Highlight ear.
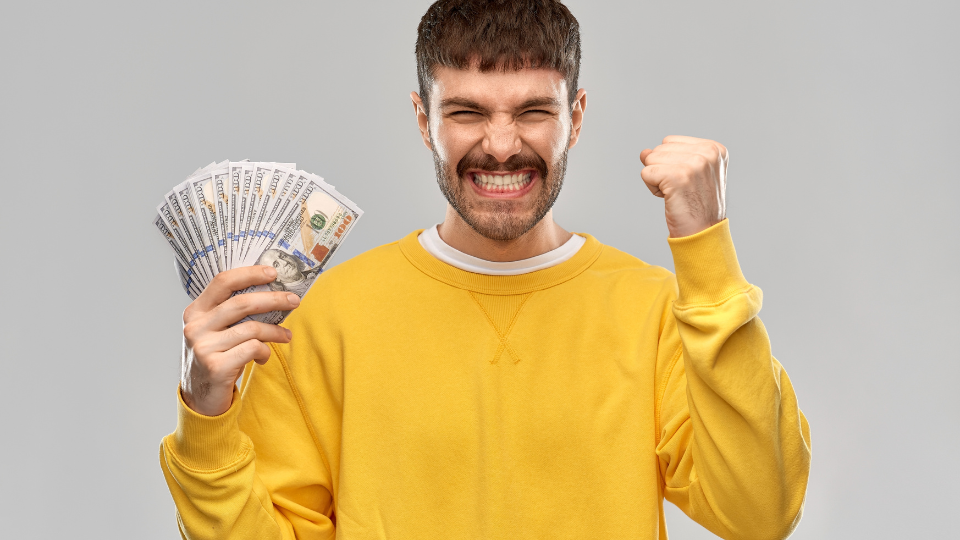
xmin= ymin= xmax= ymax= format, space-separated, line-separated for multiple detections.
xmin=410 ymin=91 xmax=432 ymax=151
xmin=568 ymin=88 xmax=587 ymax=150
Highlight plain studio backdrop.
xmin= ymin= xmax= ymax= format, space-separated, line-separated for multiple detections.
xmin=1 ymin=1 xmax=956 ymax=538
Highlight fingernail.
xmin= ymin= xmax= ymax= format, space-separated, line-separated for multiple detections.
xmin=264 ymin=266 xmax=277 ymax=278
xmin=285 ymin=329 xmax=293 ymax=340
xmin=287 ymin=293 xmax=300 ymax=306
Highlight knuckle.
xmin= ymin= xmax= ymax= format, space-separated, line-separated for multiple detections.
xmin=233 ymin=294 xmax=254 ymax=312
xmin=703 ymin=145 xmax=719 ymax=162
xmin=182 ymin=304 xmax=197 ymax=324
xmin=183 ymin=321 xmax=202 ymax=342
xmin=229 ymin=322 xmax=251 ymax=340
xmin=232 ymin=341 xmax=255 ymax=364
xmin=242 ymin=339 xmax=269 ymax=360
xmin=193 ymin=339 xmax=215 ymax=359
xmin=215 ymin=270 xmax=228 ymax=281
xmin=205 ymin=357 xmax=230 ymax=380
xmin=210 ymin=272 xmax=227 ymax=289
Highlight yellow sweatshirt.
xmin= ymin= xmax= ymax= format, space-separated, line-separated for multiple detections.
xmin=160 ymin=220 xmax=811 ymax=540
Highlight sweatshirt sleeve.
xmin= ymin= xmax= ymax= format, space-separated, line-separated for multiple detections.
xmin=655 ymin=219 xmax=812 ymax=540
xmin=159 ymin=347 xmax=336 ymax=539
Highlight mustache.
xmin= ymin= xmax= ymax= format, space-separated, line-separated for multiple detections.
xmin=456 ymin=151 xmax=548 ymax=179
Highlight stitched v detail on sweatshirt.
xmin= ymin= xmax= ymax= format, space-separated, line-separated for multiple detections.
xmin=468 ymin=291 xmax=533 ymax=364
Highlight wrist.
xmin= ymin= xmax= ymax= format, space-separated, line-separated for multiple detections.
xmin=180 ymin=381 xmax=234 ymax=417
xmin=667 ymin=217 xmax=723 ymax=239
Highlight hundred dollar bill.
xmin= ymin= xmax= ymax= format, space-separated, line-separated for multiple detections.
xmin=241 ymin=164 xmax=286 ymax=265
xmin=238 ymin=177 xmax=363 ymax=324
xmin=240 ymin=163 xmax=270 ymax=265
xmin=173 ymin=187 xmax=217 ymax=282
xmin=175 ymin=262 xmax=199 ymax=299
xmin=234 ymin=165 xmax=253 ymax=266
xmin=181 ymin=158 xmax=228 ymax=272
xmin=174 ymin=259 xmax=199 ymax=300
xmin=175 ymin=181 xmax=221 ymax=277
xmin=234 ymin=162 xmax=297 ymax=268
xmin=156 ymin=160 xmax=361 ymax=309
xmin=211 ymin=167 xmax=233 ymax=271
xmin=243 ymin=167 xmax=299 ymax=266
xmin=187 ymin=170 xmax=228 ymax=275
xmin=248 ymin=169 xmax=313 ymax=266
xmin=153 ymin=213 xmax=202 ymax=297
xmin=227 ymin=161 xmax=244 ymax=268
xmin=159 ymin=197 xmax=213 ymax=286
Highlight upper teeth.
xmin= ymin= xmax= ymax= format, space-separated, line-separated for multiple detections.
xmin=473 ymin=173 xmax=532 ymax=191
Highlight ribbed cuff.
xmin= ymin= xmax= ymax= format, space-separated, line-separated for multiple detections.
xmin=170 ymin=385 xmax=244 ymax=470
xmin=667 ymin=219 xmax=750 ymax=306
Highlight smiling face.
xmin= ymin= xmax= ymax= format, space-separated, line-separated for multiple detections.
xmin=415 ymin=65 xmax=586 ymax=241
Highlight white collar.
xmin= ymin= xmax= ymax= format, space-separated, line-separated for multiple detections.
xmin=417 ymin=224 xmax=585 ymax=276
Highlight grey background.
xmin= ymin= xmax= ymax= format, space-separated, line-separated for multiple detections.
xmin=1 ymin=0 xmax=956 ymax=538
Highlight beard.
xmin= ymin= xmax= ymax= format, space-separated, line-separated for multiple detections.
xmin=431 ymin=141 xmax=568 ymax=242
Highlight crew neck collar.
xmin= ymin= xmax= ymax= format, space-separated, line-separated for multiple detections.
xmin=399 ymin=229 xmax=604 ymax=295
xmin=418 ymin=224 xmax=586 ymax=276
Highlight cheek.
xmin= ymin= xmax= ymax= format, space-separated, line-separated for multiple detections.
xmin=433 ymin=120 xmax=482 ymax=165
xmin=524 ymin=122 xmax=569 ymax=162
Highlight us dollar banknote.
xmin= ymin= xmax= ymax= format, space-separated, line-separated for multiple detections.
xmin=153 ymin=160 xmax=363 ymax=324
xmin=237 ymin=177 xmax=362 ymax=324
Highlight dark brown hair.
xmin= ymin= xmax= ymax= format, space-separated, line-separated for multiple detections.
xmin=415 ymin=0 xmax=581 ymax=114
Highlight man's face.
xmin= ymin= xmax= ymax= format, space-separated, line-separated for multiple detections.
xmin=416 ymin=65 xmax=585 ymax=241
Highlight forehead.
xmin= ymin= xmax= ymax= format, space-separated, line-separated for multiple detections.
xmin=430 ymin=65 xmax=568 ymax=109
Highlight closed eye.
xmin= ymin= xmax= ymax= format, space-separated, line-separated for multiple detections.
xmin=522 ymin=109 xmax=555 ymax=117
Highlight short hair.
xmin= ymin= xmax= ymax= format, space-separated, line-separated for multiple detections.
xmin=415 ymin=0 xmax=582 ymax=115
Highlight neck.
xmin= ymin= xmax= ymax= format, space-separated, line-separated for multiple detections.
xmin=437 ymin=205 xmax=572 ymax=262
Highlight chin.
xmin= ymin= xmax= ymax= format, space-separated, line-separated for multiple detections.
xmin=460 ymin=205 xmax=542 ymax=242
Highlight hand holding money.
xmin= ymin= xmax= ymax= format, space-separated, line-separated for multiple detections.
xmin=180 ymin=266 xmax=301 ymax=415
xmin=154 ymin=160 xmax=364 ymax=415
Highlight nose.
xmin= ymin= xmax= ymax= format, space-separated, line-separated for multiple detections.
xmin=481 ymin=117 xmax=522 ymax=164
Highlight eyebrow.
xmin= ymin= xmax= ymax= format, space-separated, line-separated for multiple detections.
xmin=439 ymin=96 xmax=562 ymax=114
xmin=517 ymin=97 xmax=562 ymax=110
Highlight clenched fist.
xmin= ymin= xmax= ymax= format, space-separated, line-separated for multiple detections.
xmin=639 ymin=135 xmax=728 ymax=238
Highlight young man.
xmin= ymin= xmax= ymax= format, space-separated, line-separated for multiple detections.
xmin=161 ymin=1 xmax=812 ymax=539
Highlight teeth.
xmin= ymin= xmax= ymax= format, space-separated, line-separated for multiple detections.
xmin=473 ymin=172 xmax=532 ymax=192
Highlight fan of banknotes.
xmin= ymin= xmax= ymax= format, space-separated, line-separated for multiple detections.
xmin=153 ymin=160 xmax=363 ymax=324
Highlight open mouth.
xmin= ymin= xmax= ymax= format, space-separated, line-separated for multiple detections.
xmin=470 ymin=171 xmax=535 ymax=194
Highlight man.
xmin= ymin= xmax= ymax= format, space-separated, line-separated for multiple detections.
xmin=160 ymin=1 xmax=812 ymax=539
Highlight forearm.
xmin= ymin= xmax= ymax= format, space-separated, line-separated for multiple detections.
xmin=659 ymin=221 xmax=812 ymax=540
